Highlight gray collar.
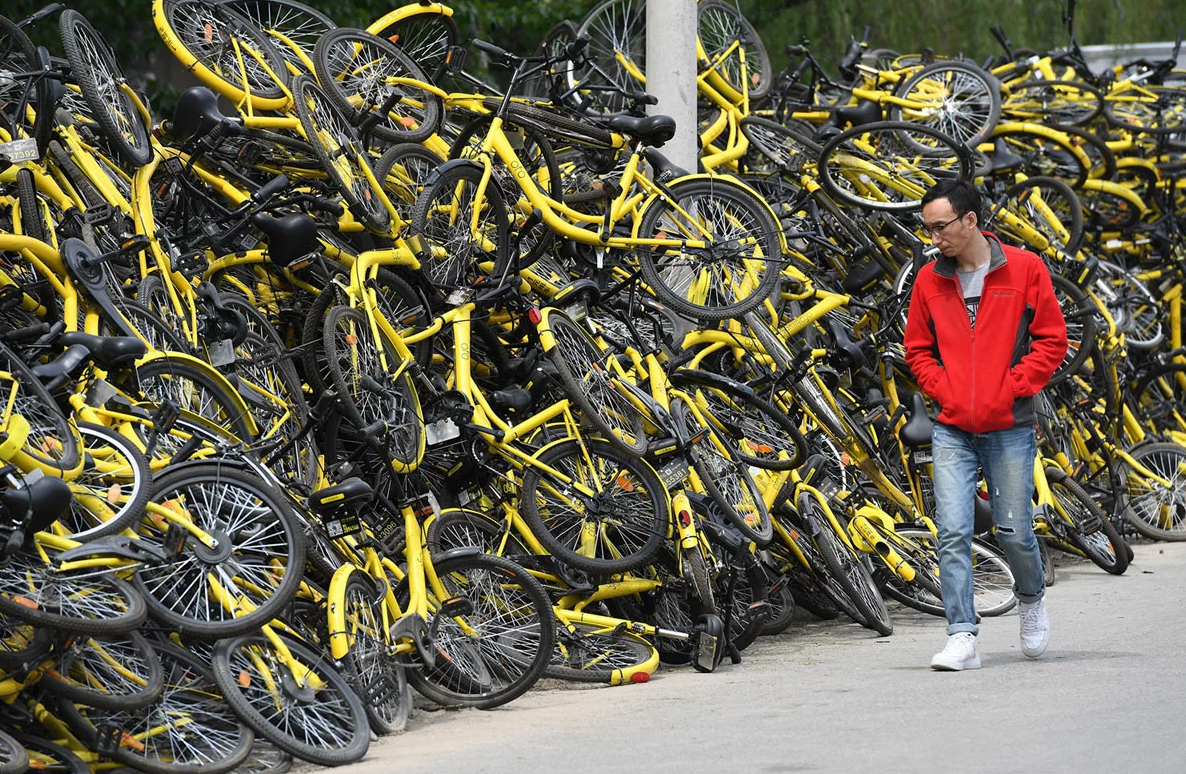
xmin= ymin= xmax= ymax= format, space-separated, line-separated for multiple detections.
xmin=933 ymin=232 xmax=1007 ymax=278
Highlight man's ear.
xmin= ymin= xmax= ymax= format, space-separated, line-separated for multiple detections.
xmin=967 ymin=211 xmax=979 ymax=229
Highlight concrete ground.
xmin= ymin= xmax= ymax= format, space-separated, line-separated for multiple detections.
xmin=326 ymin=542 xmax=1186 ymax=774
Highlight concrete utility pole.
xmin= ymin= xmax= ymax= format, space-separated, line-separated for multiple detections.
xmin=645 ymin=0 xmax=698 ymax=171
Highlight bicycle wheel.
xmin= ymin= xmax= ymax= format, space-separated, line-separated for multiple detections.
xmin=1093 ymin=260 xmax=1163 ymax=350
xmin=40 ymin=630 xmax=164 ymax=711
xmin=313 ymin=27 xmax=442 ymax=144
xmin=520 ymin=438 xmax=667 ymax=574
xmin=1046 ymin=466 xmax=1129 ymax=575
xmin=449 ymin=115 xmax=561 ymax=270
xmin=759 ymin=570 xmax=797 ymax=635
xmin=0 ymin=552 xmax=146 ymax=635
xmin=0 ymin=729 xmax=26 ymax=774
xmin=996 ymin=175 xmax=1084 ymax=256
xmin=739 ymin=115 xmax=822 ymax=172
xmin=399 ymin=552 xmax=555 ymax=709
xmin=544 ymin=309 xmax=647 ymax=457
xmin=0 ymin=14 xmax=41 ymax=141
xmin=223 ymin=0 xmax=335 ymax=76
xmin=59 ymin=421 xmax=153 ymax=541
xmin=321 ymin=304 xmax=424 ymax=471
xmin=373 ymin=141 xmax=443 ymax=224
xmin=425 ymin=506 xmax=533 ymax=560
xmin=1116 ymin=441 xmax=1186 ymax=541
xmin=60 ymin=10 xmax=152 ymax=168
xmin=801 ymin=491 xmax=893 ymax=636
xmin=1104 ymin=85 xmax=1186 ymax=135
xmin=547 ymin=622 xmax=657 ymax=683
xmin=338 ymin=572 xmax=411 ymax=736
xmin=696 ymin=0 xmax=772 ymax=100
xmin=1002 ymin=80 xmax=1105 ymax=126
xmin=212 ymin=632 xmax=368 ymax=766
xmin=889 ymin=60 xmax=1001 ymax=147
xmin=0 ymin=343 xmax=82 ymax=478
xmin=133 ymin=464 xmax=305 ymax=639
xmin=292 ymin=74 xmax=391 ymax=233
xmin=5 ymin=732 xmax=86 ymax=774
xmin=61 ymin=638 xmax=254 ymax=774
xmin=15 ymin=168 xmax=47 ymax=243
xmin=131 ymin=356 xmax=256 ymax=444
xmin=408 ymin=161 xmax=514 ymax=291
xmin=989 ymin=125 xmax=1090 ymax=188
xmin=818 ymin=121 xmax=973 ymax=213
xmin=1048 ymin=273 xmax=1097 ymax=386
xmin=671 ymin=371 xmax=808 ymax=470
xmin=637 ymin=178 xmax=782 ymax=321
xmin=892 ymin=526 xmax=1018 ymax=616
xmin=156 ymin=0 xmax=290 ymax=108
xmin=672 ymin=398 xmax=772 ymax=545
xmin=366 ymin=6 xmax=459 ymax=84
xmin=573 ymin=0 xmax=647 ymax=117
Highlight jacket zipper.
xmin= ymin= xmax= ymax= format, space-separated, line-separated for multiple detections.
xmin=953 ymin=258 xmax=1007 ymax=431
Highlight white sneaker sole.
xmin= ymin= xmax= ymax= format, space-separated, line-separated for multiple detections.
xmin=930 ymin=655 xmax=981 ymax=671
xmin=1021 ymin=638 xmax=1048 ymax=658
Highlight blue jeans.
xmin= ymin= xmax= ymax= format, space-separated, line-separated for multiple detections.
xmin=931 ymin=422 xmax=1045 ymax=635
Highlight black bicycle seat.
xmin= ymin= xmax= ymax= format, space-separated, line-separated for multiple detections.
xmin=308 ymin=477 xmax=373 ymax=513
xmin=171 ymin=86 xmax=232 ymax=144
xmin=251 ymin=212 xmax=320 ymax=268
xmin=60 ymin=331 xmax=146 ymax=368
xmin=30 ymin=344 xmax=91 ymax=382
xmin=900 ymin=392 xmax=934 ymax=449
xmin=607 ymin=114 xmax=677 ymax=147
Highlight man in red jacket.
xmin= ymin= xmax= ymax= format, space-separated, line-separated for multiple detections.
xmin=904 ymin=179 xmax=1068 ymax=671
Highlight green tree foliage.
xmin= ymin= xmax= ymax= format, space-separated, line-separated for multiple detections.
xmin=5 ymin=0 xmax=1186 ymax=111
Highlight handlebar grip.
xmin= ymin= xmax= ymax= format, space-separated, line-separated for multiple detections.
xmin=23 ymin=3 xmax=64 ymax=26
xmin=473 ymin=38 xmax=512 ymax=60
xmin=786 ymin=45 xmax=806 ymax=57
xmin=0 ymin=323 xmax=50 ymax=343
xmin=860 ymin=25 xmax=871 ymax=43
xmin=252 ymin=174 xmax=289 ymax=202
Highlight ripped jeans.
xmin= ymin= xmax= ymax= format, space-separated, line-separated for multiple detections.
xmin=931 ymin=422 xmax=1045 ymax=635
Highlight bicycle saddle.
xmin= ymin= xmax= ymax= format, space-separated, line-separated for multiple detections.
xmin=900 ymin=392 xmax=934 ymax=448
xmin=816 ymin=99 xmax=883 ymax=142
xmin=841 ymin=256 xmax=886 ymax=294
xmin=644 ymin=147 xmax=689 ymax=181
xmin=171 ymin=86 xmax=232 ymax=144
xmin=606 ymin=114 xmax=677 ymax=147
xmin=984 ymin=138 xmax=1026 ymax=175
xmin=308 ymin=477 xmax=373 ymax=513
xmin=1 ymin=473 xmax=73 ymax=540
xmin=30 ymin=344 xmax=91 ymax=383
xmin=828 ymin=318 xmax=867 ymax=370
xmin=60 ymin=331 xmax=146 ymax=369
xmin=251 ymin=212 xmax=320 ymax=268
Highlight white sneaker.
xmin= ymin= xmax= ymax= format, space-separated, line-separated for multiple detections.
xmin=930 ymin=632 xmax=981 ymax=671
xmin=1019 ymin=598 xmax=1049 ymax=658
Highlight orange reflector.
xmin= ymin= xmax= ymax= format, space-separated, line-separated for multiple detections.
xmin=388 ymin=34 xmax=401 ymax=43
xmin=790 ymin=529 xmax=800 ymax=540
xmin=840 ymin=452 xmax=851 ymax=466
xmin=744 ymin=440 xmax=774 ymax=454
xmin=13 ymin=596 xmax=38 ymax=610
xmin=345 ymin=334 xmax=358 ymax=345
xmin=238 ymin=670 xmax=251 ymax=687
xmin=121 ymin=733 xmax=146 ymax=752
xmin=399 ymin=116 xmax=417 ymax=128
xmin=204 ymin=23 xmax=214 ymax=44
xmin=631 ymin=671 xmax=650 ymax=683
xmin=107 ymin=483 xmax=122 ymax=504
xmin=616 ymin=475 xmax=636 ymax=492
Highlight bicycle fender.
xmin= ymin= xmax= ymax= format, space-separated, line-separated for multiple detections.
xmin=429 ymin=546 xmax=483 ymax=565
xmin=367 ymin=2 xmax=454 ymax=37
xmin=137 ymin=351 xmax=261 ymax=437
xmin=421 ymin=158 xmax=485 ymax=188
xmin=327 ymin=564 xmax=361 ymax=660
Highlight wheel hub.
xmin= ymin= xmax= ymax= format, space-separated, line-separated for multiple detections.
xmin=192 ymin=528 xmax=233 ymax=564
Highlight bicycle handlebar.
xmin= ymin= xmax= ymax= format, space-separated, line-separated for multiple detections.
xmin=19 ymin=3 xmax=64 ymax=28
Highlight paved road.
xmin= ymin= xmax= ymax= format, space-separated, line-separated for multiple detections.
xmin=333 ymin=542 xmax=1186 ymax=774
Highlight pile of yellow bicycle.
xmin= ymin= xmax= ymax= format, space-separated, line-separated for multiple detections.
xmin=1 ymin=0 xmax=1185 ymax=771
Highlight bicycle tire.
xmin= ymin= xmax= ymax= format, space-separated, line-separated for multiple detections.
xmin=223 ymin=0 xmax=335 ymax=76
xmin=14 ymin=168 xmax=47 ymax=243
xmin=544 ymin=309 xmax=648 ymax=457
xmin=0 ymin=14 xmax=42 ymax=143
xmin=637 ymin=177 xmax=782 ymax=322
xmin=696 ymin=0 xmax=772 ymax=101
xmin=573 ymin=0 xmax=648 ymax=118
xmin=818 ymin=121 xmax=973 ymax=213
xmin=759 ymin=571 xmax=797 ymax=635
xmin=133 ymin=464 xmax=306 ymax=639
xmin=1002 ymin=79 xmax=1104 ymax=126
xmin=1045 ymin=466 xmax=1129 ymax=575
xmin=672 ymin=397 xmax=773 ymax=546
xmin=60 ymin=638 xmax=255 ymax=774
xmin=156 ymin=0 xmax=291 ymax=108
xmin=373 ymin=141 xmax=444 ymax=223
xmin=131 ymin=356 xmax=256 ymax=444
xmin=0 ymin=343 xmax=83 ymax=478
xmin=398 ymin=552 xmax=555 ymax=709
xmin=60 ymin=10 xmax=152 ymax=168
xmin=425 ymin=507 xmax=533 ymax=560
xmin=802 ymin=491 xmax=893 ymax=636
xmin=891 ymin=526 xmax=1019 ymax=617
xmin=546 ymin=622 xmax=657 ymax=683
xmin=5 ymin=731 xmax=87 ymax=774
xmin=0 ymin=555 xmax=146 ymax=635
xmin=40 ymin=630 xmax=165 ymax=711
xmin=292 ymin=74 xmax=391 ymax=233
xmin=889 ymin=60 xmax=1002 ymax=147
xmin=996 ymin=174 xmax=1084 ymax=256
xmin=1047 ymin=272 xmax=1097 ymax=386
xmin=59 ymin=421 xmax=153 ymax=541
xmin=313 ymin=27 xmax=442 ymax=144
xmin=520 ymin=438 xmax=667 ymax=574
xmin=366 ymin=5 xmax=459 ymax=84
xmin=321 ymin=304 xmax=424 ymax=471
xmin=1093 ymin=260 xmax=1163 ymax=350
xmin=0 ymin=729 xmax=27 ymax=774
xmin=989 ymin=124 xmax=1090 ymax=188
xmin=1104 ymin=84 xmax=1186 ymax=135
xmin=408 ymin=161 xmax=514 ymax=291
xmin=448 ymin=114 xmax=561 ymax=270
xmin=338 ymin=572 xmax=412 ymax=736
xmin=1114 ymin=440 xmax=1186 ymax=541
xmin=739 ymin=115 xmax=822 ymax=172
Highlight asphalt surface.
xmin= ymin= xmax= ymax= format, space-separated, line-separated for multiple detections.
xmin=317 ymin=542 xmax=1186 ymax=774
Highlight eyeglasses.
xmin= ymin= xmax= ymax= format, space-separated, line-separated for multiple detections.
xmin=924 ymin=214 xmax=965 ymax=236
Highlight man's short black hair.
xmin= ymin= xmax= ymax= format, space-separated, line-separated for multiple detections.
xmin=921 ymin=179 xmax=982 ymax=226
